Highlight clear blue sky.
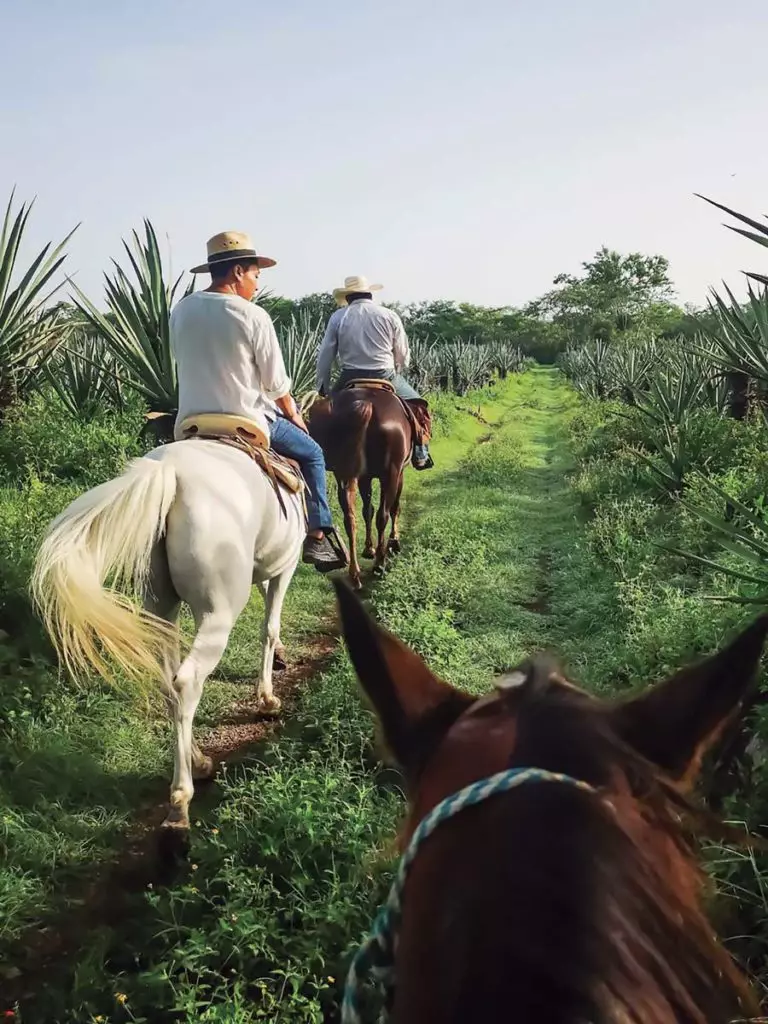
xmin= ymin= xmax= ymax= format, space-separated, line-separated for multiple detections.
xmin=2 ymin=0 xmax=767 ymax=309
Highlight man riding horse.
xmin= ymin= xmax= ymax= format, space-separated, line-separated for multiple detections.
xmin=316 ymin=275 xmax=434 ymax=470
xmin=171 ymin=231 xmax=347 ymax=573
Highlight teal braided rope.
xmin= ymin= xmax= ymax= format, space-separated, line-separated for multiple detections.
xmin=341 ymin=766 xmax=596 ymax=1024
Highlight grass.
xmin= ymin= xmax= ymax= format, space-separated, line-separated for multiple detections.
xmin=3 ymin=367 xmax=767 ymax=1019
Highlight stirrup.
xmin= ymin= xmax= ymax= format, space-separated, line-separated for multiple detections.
xmin=324 ymin=526 xmax=349 ymax=565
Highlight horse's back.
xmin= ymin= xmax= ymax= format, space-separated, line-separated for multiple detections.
xmin=145 ymin=441 xmax=303 ymax=592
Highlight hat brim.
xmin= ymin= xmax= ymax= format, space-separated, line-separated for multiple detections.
xmin=190 ymin=254 xmax=277 ymax=274
xmin=333 ymin=283 xmax=383 ymax=306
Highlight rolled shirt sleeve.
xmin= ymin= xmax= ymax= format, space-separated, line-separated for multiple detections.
xmin=251 ymin=306 xmax=292 ymax=400
xmin=316 ymin=313 xmax=339 ymax=390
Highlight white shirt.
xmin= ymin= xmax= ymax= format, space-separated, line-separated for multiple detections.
xmin=316 ymin=299 xmax=410 ymax=389
xmin=170 ymin=291 xmax=291 ymax=440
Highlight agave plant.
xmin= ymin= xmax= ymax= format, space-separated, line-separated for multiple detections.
xmin=607 ymin=338 xmax=657 ymax=404
xmin=73 ymin=220 xmax=189 ymax=416
xmin=664 ymin=474 xmax=768 ymax=603
xmin=46 ymin=322 xmax=124 ymax=422
xmin=559 ymin=341 xmax=615 ymax=400
xmin=694 ymin=283 xmax=768 ymax=420
xmin=490 ymin=340 xmax=524 ymax=378
xmin=0 ymin=191 xmax=76 ymax=407
xmin=408 ymin=336 xmax=440 ymax=392
xmin=277 ymin=309 xmax=324 ymax=400
xmin=696 ymin=195 xmax=768 ymax=288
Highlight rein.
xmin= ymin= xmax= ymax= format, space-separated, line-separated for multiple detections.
xmin=341 ymin=767 xmax=597 ymax=1023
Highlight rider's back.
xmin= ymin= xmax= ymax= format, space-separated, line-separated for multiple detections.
xmin=170 ymin=291 xmax=287 ymax=441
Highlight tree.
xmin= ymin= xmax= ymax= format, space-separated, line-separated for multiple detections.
xmin=526 ymin=247 xmax=683 ymax=345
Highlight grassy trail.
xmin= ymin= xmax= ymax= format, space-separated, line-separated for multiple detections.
xmin=9 ymin=367 xmax=591 ymax=1023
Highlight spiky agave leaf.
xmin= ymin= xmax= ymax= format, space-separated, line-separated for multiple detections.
xmin=0 ymin=190 xmax=77 ymax=404
xmin=72 ymin=220 xmax=184 ymax=413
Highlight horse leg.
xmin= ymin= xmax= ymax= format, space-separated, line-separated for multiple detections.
xmin=388 ymin=476 xmax=404 ymax=555
xmin=256 ymin=566 xmax=295 ymax=714
xmin=163 ymin=606 xmax=242 ymax=830
xmin=360 ymin=475 xmax=375 ymax=559
xmin=146 ymin=545 xmax=216 ymax=807
xmin=374 ymin=467 xmax=399 ymax=575
xmin=257 ymin=578 xmax=287 ymax=670
xmin=338 ymin=478 xmax=362 ymax=589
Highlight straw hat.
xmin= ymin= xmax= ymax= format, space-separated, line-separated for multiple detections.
xmin=333 ymin=274 xmax=383 ymax=306
xmin=190 ymin=231 xmax=277 ymax=274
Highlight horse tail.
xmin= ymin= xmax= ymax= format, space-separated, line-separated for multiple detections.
xmin=332 ymin=397 xmax=374 ymax=479
xmin=31 ymin=456 xmax=178 ymax=688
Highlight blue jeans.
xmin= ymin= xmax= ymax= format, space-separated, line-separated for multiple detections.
xmin=269 ymin=417 xmax=332 ymax=533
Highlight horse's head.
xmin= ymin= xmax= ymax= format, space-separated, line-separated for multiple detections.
xmin=336 ymin=581 xmax=767 ymax=1023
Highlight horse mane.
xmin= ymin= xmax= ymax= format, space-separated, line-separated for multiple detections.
xmin=399 ymin=659 xmax=759 ymax=1023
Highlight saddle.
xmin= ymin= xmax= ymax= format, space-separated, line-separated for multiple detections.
xmin=179 ymin=413 xmax=306 ymax=521
xmin=341 ymin=380 xmax=431 ymax=444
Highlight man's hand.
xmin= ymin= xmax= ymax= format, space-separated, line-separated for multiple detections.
xmin=276 ymin=393 xmax=308 ymax=432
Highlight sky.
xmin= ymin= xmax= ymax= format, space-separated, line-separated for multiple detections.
xmin=2 ymin=0 xmax=768 ymax=311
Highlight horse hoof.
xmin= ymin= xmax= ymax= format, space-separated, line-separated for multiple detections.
xmin=259 ymin=694 xmax=282 ymax=716
xmin=193 ymin=755 xmax=215 ymax=781
xmin=156 ymin=821 xmax=190 ymax=869
xmin=387 ymin=538 xmax=401 ymax=554
xmin=362 ymin=546 xmax=375 ymax=560
xmin=373 ymin=564 xmax=386 ymax=578
xmin=273 ymin=645 xmax=287 ymax=672
xmin=350 ymin=574 xmax=363 ymax=590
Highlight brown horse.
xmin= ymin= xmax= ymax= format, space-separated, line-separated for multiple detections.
xmin=309 ymin=387 xmax=426 ymax=589
xmin=335 ymin=581 xmax=767 ymax=1024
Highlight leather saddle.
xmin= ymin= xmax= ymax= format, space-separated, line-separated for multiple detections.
xmin=179 ymin=413 xmax=306 ymax=520
xmin=341 ymin=380 xmax=431 ymax=444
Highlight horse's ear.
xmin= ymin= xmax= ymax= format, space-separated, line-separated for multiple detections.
xmin=611 ymin=615 xmax=768 ymax=785
xmin=334 ymin=581 xmax=473 ymax=770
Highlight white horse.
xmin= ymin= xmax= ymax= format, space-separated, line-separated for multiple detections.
xmin=31 ymin=438 xmax=305 ymax=829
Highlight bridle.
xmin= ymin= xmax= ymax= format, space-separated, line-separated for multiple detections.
xmin=341 ymin=766 xmax=597 ymax=1023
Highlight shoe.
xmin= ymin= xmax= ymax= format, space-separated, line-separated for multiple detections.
xmin=413 ymin=445 xmax=434 ymax=471
xmin=302 ymin=534 xmax=347 ymax=573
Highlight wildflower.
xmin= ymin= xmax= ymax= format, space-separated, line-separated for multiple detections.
xmin=230 ymin=913 xmax=238 ymax=922
xmin=327 ymin=975 xmax=336 ymax=984
xmin=211 ymin=827 xmax=219 ymax=835
xmin=115 ymin=993 xmax=128 ymax=1005
xmin=191 ymin=863 xmax=199 ymax=871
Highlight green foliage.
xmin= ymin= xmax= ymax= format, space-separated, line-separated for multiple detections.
xmin=73 ymin=220 xmax=189 ymax=414
xmin=276 ymin=309 xmax=324 ymax=400
xmin=0 ymin=191 xmax=76 ymax=406
xmin=45 ymin=321 xmax=125 ymax=421
xmin=527 ymin=247 xmax=684 ymax=346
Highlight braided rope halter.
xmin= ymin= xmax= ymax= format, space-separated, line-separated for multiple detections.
xmin=342 ymin=767 xmax=597 ymax=1023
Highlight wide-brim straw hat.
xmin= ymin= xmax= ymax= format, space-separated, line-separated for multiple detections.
xmin=190 ymin=231 xmax=277 ymax=274
xmin=333 ymin=274 xmax=383 ymax=306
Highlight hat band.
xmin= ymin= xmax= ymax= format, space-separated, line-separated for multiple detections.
xmin=207 ymin=248 xmax=259 ymax=265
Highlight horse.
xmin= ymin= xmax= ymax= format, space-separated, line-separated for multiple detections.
xmin=31 ymin=437 xmax=305 ymax=831
xmin=334 ymin=581 xmax=766 ymax=1024
xmin=308 ymin=385 xmax=425 ymax=589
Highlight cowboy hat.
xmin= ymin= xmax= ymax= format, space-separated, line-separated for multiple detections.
xmin=333 ymin=274 xmax=383 ymax=306
xmin=190 ymin=231 xmax=277 ymax=274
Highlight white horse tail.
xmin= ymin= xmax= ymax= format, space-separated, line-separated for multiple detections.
xmin=31 ymin=455 xmax=178 ymax=687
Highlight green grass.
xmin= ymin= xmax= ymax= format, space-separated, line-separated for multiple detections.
xmin=3 ymin=367 xmax=767 ymax=1020
xmin=3 ymin=370 xmax=589 ymax=1022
